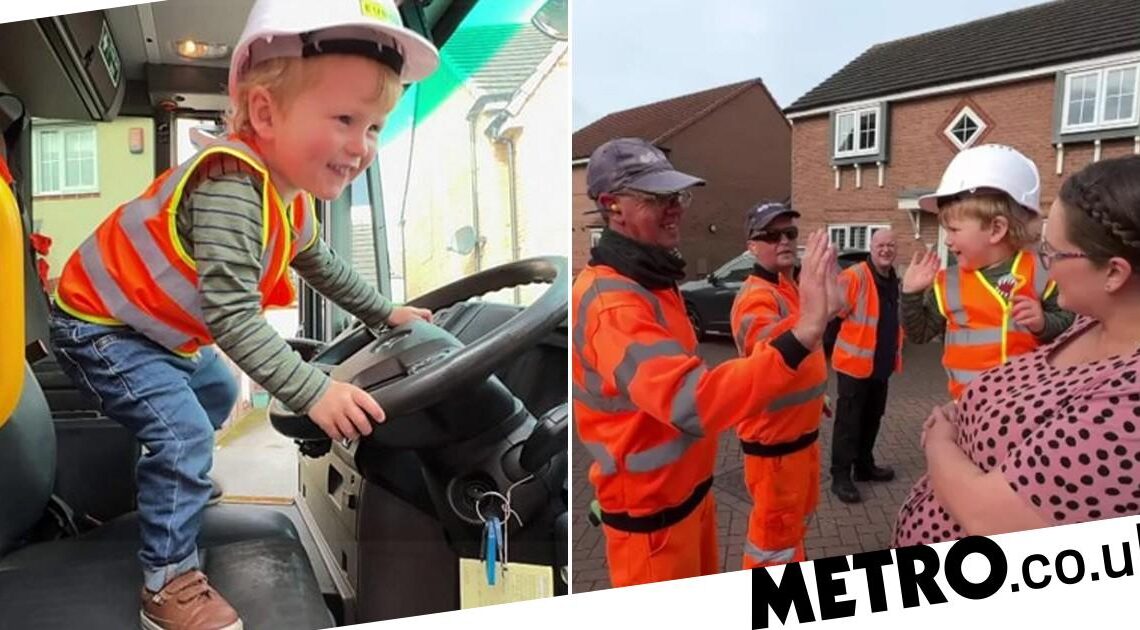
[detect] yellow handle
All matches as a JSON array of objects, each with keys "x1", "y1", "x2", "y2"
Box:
[{"x1": 0, "y1": 175, "x2": 24, "y2": 426}]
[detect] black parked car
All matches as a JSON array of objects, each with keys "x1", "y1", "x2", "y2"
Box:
[{"x1": 681, "y1": 250, "x2": 870, "y2": 348}]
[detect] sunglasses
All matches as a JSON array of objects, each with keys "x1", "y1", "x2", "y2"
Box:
[
  {"x1": 616, "y1": 189, "x2": 693, "y2": 209},
  {"x1": 750, "y1": 226, "x2": 799, "y2": 243}
]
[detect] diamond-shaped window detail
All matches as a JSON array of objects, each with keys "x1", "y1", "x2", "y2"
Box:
[{"x1": 944, "y1": 106, "x2": 987, "y2": 150}]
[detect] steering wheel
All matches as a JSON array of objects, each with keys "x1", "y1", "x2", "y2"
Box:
[{"x1": 269, "y1": 256, "x2": 567, "y2": 448}]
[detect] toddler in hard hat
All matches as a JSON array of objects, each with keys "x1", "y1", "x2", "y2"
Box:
[
  {"x1": 901, "y1": 144, "x2": 1074, "y2": 399},
  {"x1": 47, "y1": 1, "x2": 439, "y2": 628}
]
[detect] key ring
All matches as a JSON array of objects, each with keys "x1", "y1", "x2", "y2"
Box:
[{"x1": 474, "y1": 491, "x2": 509, "y2": 523}]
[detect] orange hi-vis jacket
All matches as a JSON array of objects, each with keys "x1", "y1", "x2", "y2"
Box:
[
  {"x1": 731, "y1": 271, "x2": 828, "y2": 446},
  {"x1": 729, "y1": 268, "x2": 827, "y2": 568},
  {"x1": 54, "y1": 136, "x2": 317, "y2": 356},
  {"x1": 933, "y1": 249, "x2": 1054, "y2": 399},
  {"x1": 572, "y1": 263, "x2": 811, "y2": 523},
  {"x1": 833, "y1": 261, "x2": 903, "y2": 379}
]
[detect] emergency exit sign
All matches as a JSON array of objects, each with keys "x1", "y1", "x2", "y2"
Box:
[{"x1": 99, "y1": 20, "x2": 121, "y2": 88}]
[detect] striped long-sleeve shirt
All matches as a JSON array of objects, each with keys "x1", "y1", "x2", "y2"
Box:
[{"x1": 176, "y1": 156, "x2": 393, "y2": 413}]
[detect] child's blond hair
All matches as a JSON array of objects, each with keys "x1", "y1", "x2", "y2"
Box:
[
  {"x1": 938, "y1": 192, "x2": 1040, "y2": 250},
  {"x1": 226, "y1": 55, "x2": 403, "y2": 137}
]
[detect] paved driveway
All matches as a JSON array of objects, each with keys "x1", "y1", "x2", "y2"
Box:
[{"x1": 572, "y1": 337, "x2": 949, "y2": 592}]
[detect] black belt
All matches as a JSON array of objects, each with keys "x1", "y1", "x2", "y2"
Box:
[
  {"x1": 740, "y1": 430, "x2": 819, "y2": 457},
  {"x1": 599, "y1": 476, "x2": 713, "y2": 534}
]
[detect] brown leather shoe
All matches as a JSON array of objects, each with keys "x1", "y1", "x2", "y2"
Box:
[{"x1": 140, "y1": 570, "x2": 242, "y2": 630}]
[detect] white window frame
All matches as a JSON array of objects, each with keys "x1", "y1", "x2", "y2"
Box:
[
  {"x1": 1060, "y1": 62, "x2": 1140, "y2": 134},
  {"x1": 943, "y1": 105, "x2": 987, "y2": 150},
  {"x1": 32, "y1": 125, "x2": 100, "y2": 196},
  {"x1": 834, "y1": 105, "x2": 881, "y2": 158},
  {"x1": 828, "y1": 223, "x2": 891, "y2": 251}
]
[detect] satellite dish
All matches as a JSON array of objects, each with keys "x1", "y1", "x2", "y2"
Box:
[{"x1": 448, "y1": 226, "x2": 478, "y2": 256}]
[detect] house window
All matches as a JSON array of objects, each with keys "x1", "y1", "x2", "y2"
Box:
[
  {"x1": 1062, "y1": 63, "x2": 1139, "y2": 133},
  {"x1": 33, "y1": 125, "x2": 98, "y2": 195},
  {"x1": 834, "y1": 106, "x2": 880, "y2": 157},
  {"x1": 589, "y1": 227, "x2": 603, "y2": 247},
  {"x1": 828, "y1": 224, "x2": 891, "y2": 251},
  {"x1": 944, "y1": 106, "x2": 987, "y2": 150}
]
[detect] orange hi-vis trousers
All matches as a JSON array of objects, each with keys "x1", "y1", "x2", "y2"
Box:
[
  {"x1": 603, "y1": 493, "x2": 718, "y2": 587},
  {"x1": 741, "y1": 441, "x2": 820, "y2": 569}
]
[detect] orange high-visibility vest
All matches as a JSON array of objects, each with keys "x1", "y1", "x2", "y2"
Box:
[
  {"x1": 54, "y1": 136, "x2": 318, "y2": 355},
  {"x1": 730, "y1": 270, "x2": 826, "y2": 569},
  {"x1": 933, "y1": 249, "x2": 1054, "y2": 399},
  {"x1": 832, "y1": 261, "x2": 903, "y2": 379},
  {"x1": 572, "y1": 264, "x2": 806, "y2": 521}
]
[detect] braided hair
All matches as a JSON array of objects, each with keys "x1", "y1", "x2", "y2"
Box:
[{"x1": 1059, "y1": 155, "x2": 1140, "y2": 269}]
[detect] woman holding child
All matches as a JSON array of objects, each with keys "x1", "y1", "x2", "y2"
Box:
[{"x1": 894, "y1": 154, "x2": 1140, "y2": 545}]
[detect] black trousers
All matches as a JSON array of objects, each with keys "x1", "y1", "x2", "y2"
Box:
[{"x1": 829, "y1": 372, "x2": 890, "y2": 478}]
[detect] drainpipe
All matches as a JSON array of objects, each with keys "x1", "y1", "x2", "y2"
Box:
[
  {"x1": 466, "y1": 94, "x2": 511, "y2": 272},
  {"x1": 487, "y1": 120, "x2": 521, "y2": 304},
  {"x1": 485, "y1": 43, "x2": 564, "y2": 305}
]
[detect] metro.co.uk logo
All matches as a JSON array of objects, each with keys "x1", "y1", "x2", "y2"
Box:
[{"x1": 752, "y1": 522, "x2": 1140, "y2": 628}]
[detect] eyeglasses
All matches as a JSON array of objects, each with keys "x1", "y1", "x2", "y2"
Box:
[
  {"x1": 1037, "y1": 239, "x2": 1088, "y2": 270},
  {"x1": 750, "y1": 226, "x2": 799, "y2": 243},
  {"x1": 616, "y1": 189, "x2": 693, "y2": 209}
]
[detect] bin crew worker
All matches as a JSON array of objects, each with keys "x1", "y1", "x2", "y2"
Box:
[
  {"x1": 572, "y1": 137, "x2": 838, "y2": 587},
  {"x1": 829, "y1": 228, "x2": 904, "y2": 504},
  {"x1": 730, "y1": 202, "x2": 830, "y2": 568}
]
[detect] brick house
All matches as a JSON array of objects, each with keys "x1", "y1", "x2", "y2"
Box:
[
  {"x1": 572, "y1": 79, "x2": 791, "y2": 277},
  {"x1": 785, "y1": 0, "x2": 1140, "y2": 267}
]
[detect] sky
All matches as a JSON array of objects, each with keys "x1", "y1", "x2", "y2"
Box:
[{"x1": 572, "y1": 0, "x2": 1046, "y2": 130}]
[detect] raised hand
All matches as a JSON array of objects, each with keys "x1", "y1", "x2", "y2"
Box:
[
  {"x1": 793, "y1": 229, "x2": 836, "y2": 349},
  {"x1": 902, "y1": 248, "x2": 941, "y2": 294}
]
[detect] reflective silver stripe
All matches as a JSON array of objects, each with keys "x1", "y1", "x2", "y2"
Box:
[
  {"x1": 735, "y1": 314, "x2": 755, "y2": 354},
  {"x1": 1030, "y1": 251, "x2": 1050, "y2": 296},
  {"x1": 768, "y1": 380, "x2": 827, "y2": 414},
  {"x1": 942, "y1": 267, "x2": 965, "y2": 327},
  {"x1": 78, "y1": 137, "x2": 278, "y2": 350},
  {"x1": 580, "y1": 441, "x2": 617, "y2": 475},
  {"x1": 625, "y1": 433, "x2": 699, "y2": 473},
  {"x1": 572, "y1": 277, "x2": 665, "y2": 359},
  {"x1": 613, "y1": 340, "x2": 703, "y2": 437},
  {"x1": 295, "y1": 195, "x2": 317, "y2": 251},
  {"x1": 113, "y1": 162, "x2": 205, "y2": 322},
  {"x1": 754, "y1": 321, "x2": 780, "y2": 343},
  {"x1": 775, "y1": 293, "x2": 789, "y2": 318},
  {"x1": 77, "y1": 239, "x2": 193, "y2": 350},
  {"x1": 613, "y1": 340, "x2": 687, "y2": 391},
  {"x1": 573, "y1": 382, "x2": 637, "y2": 413},
  {"x1": 945, "y1": 327, "x2": 1003, "y2": 346},
  {"x1": 735, "y1": 280, "x2": 789, "y2": 354},
  {"x1": 834, "y1": 337, "x2": 873, "y2": 358},
  {"x1": 946, "y1": 367, "x2": 982, "y2": 384},
  {"x1": 745, "y1": 541, "x2": 796, "y2": 565},
  {"x1": 669, "y1": 366, "x2": 705, "y2": 437}
]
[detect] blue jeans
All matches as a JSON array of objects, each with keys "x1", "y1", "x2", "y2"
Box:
[{"x1": 49, "y1": 309, "x2": 238, "y2": 592}]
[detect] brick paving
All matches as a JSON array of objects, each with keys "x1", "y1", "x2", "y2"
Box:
[{"x1": 572, "y1": 337, "x2": 949, "y2": 593}]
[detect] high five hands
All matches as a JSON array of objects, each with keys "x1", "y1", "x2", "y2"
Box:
[{"x1": 794, "y1": 229, "x2": 841, "y2": 349}]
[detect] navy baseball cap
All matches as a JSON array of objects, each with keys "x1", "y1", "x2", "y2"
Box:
[
  {"x1": 586, "y1": 138, "x2": 706, "y2": 201},
  {"x1": 745, "y1": 202, "x2": 800, "y2": 236}
]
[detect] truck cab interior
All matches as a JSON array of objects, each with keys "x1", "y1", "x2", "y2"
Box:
[{"x1": 0, "y1": 1, "x2": 569, "y2": 627}]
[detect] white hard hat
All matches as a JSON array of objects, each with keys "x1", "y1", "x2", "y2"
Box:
[
  {"x1": 918, "y1": 144, "x2": 1042, "y2": 216},
  {"x1": 229, "y1": 0, "x2": 440, "y2": 97}
]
